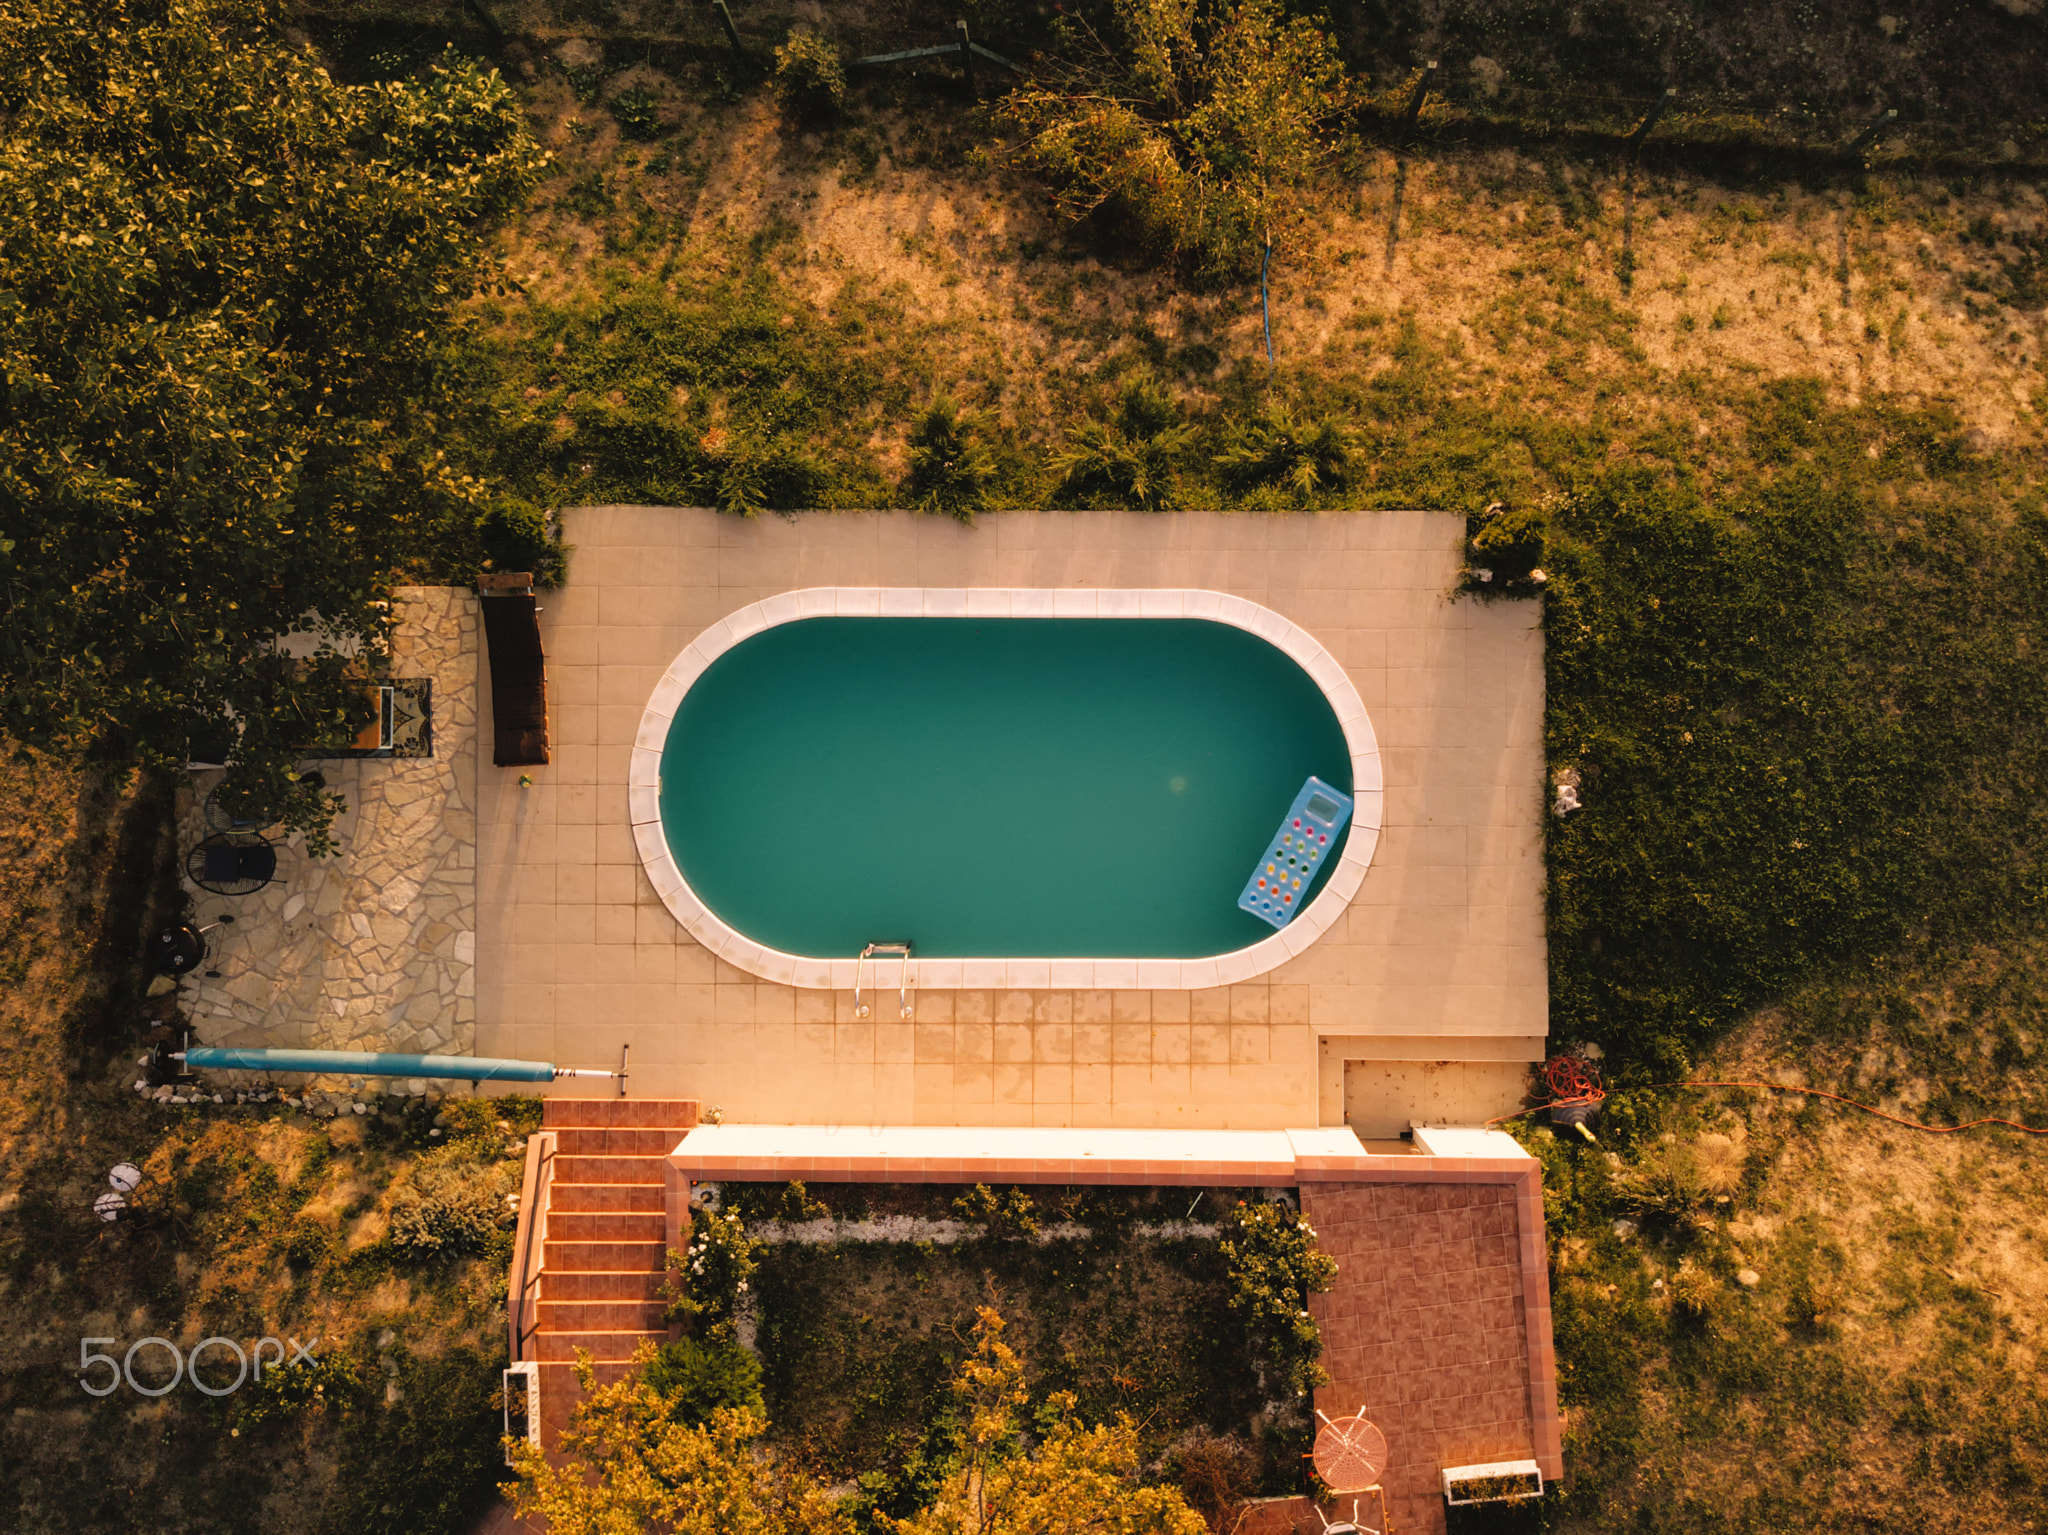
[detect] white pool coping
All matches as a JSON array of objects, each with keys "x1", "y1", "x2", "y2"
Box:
[{"x1": 627, "y1": 588, "x2": 1383, "y2": 991}]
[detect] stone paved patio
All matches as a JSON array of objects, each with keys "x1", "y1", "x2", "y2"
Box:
[
  {"x1": 175, "y1": 587, "x2": 479, "y2": 1088},
  {"x1": 472, "y1": 507, "x2": 1548, "y2": 1129}
]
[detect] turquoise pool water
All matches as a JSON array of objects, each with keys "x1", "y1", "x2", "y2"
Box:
[{"x1": 658, "y1": 618, "x2": 1352, "y2": 959}]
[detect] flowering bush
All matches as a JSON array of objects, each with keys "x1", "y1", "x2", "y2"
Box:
[
  {"x1": 1218, "y1": 1199, "x2": 1337, "y2": 1396},
  {"x1": 665, "y1": 1209, "x2": 759, "y2": 1338}
]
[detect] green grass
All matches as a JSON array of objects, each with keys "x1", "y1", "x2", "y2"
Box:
[{"x1": 460, "y1": 264, "x2": 916, "y2": 511}]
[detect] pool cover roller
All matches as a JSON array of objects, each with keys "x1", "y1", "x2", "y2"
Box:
[{"x1": 178, "y1": 1047, "x2": 619, "y2": 1084}]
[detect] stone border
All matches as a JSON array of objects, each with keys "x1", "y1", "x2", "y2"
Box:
[{"x1": 627, "y1": 588, "x2": 1382, "y2": 991}]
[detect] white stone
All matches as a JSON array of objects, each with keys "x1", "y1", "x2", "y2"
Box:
[{"x1": 1737, "y1": 1268, "x2": 1761, "y2": 1288}]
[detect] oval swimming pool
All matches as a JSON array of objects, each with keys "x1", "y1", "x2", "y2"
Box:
[{"x1": 629, "y1": 590, "x2": 1381, "y2": 990}]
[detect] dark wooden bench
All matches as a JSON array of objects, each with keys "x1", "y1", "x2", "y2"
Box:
[{"x1": 479, "y1": 572, "x2": 549, "y2": 767}]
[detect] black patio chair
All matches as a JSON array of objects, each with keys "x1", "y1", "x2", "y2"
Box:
[{"x1": 186, "y1": 834, "x2": 282, "y2": 897}]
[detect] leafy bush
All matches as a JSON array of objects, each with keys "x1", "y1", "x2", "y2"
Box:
[
  {"x1": 643, "y1": 1336, "x2": 766, "y2": 1425},
  {"x1": 428, "y1": 496, "x2": 571, "y2": 588},
  {"x1": 667, "y1": 1209, "x2": 759, "y2": 1337},
  {"x1": 366, "y1": 48, "x2": 551, "y2": 222},
  {"x1": 905, "y1": 398, "x2": 999, "y2": 519},
  {"x1": 712, "y1": 438, "x2": 831, "y2": 513},
  {"x1": 1466, "y1": 501, "x2": 1549, "y2": 588},
  {"x1": 1218, "y1": 1199, "x2": 1337, "y2": 1396},
  {"x1": 232, "y1": 1350, "x2": 367, "y2": 1433},
  {"x1": 1667, "y1": 1260, "x2": 1719, "y2": 1321},
  {"x1": 387, "y1": 1152, "x2": 517, "y2": 1260},
  {"x1": 438, "y1": 1093, "x2": 544, "y2": 1145},
  {"x1": 285, "y1": 1211, "x2": 339, "y2": 1270},
  {"x1": 1051, "y1": 379, "x2": 1195, "y2": 509},
  {"x1": 953, "y1": 1182, "x2": 1041, "y2": 1241},
  {"x1": 1003, "y1": 0, "x2": 1351, "y2": 276},
  {"x1": 609, "y1": 83, "x2": 662, "y2": 140},
  {"x1": 1214, "y1": 407, "x2": 1355, "y2": 500},
  {"x1": 773, "y1": 29, "x2": 847, "y2": 123},
  {"x1": 774, "y1": 1179, "x2": 830, "y2": 1221},
  {"x1": 1612, "y1": 1132, "x2": 1746, "y2": 1226},
  {"x1": 332, "y1": 1345, "x2": 508, "y2": 1535}
]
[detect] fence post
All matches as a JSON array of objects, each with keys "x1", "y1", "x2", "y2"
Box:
[
  {"x1": 1843, "y1": 107, "x2": 1898, "y2": 161},
  {"x1": 1627, "y1": 87, "x2": 1676, "y2": 158},
  {"x1": 957, "y1": 18, "x2": 976, "y2": 98},
  {"x1": 1398, "y1": 60, "x2": 1437, "y2": 147},
  {"x1": 713, "y1": 0, "x2": 746, "y2": 63}
]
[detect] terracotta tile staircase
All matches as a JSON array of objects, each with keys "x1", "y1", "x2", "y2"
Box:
[{"x1": 510, "y1": 1099, "x2": 698, "y2": 1444}]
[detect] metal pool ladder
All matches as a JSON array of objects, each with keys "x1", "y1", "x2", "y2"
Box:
[{"x1": 854, "y1": 941, "x2": 914, "y2": 1020}]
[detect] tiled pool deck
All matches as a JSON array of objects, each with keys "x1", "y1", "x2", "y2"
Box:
[{"x1": 474, "y1": 507, "x2": 1547, "y2": 1129}]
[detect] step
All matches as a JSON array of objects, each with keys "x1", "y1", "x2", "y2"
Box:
[
  {"x1": 548, "y1": 1210, "x2": 664, "y2": 1243},
  {"x1": 538, "y1": 1359, "x2": 639, "y2": 1431},
  {"x1": 544, "y1": 1238, "x2": 665, "y2": 1273},
  {"x1": 540, "y1": 1298, "x2": 667, "y2": 1332},
  {"x1": 554, "y1": 1154, "x2": 669, "y2": 1186},
  {"x1": 550, "y1": 1182, "x2": 663, "y2": 1215},
  {"x1": 543, "y1": 1098, "x2": 700, "y2": 1130},
  {"x1": 554, "y1": 1126, "x2": 683, "y2": 1157},
  {"x1": 543, "y1": 1269, "x2": 666, "y2": 1303},
  {"x1": 534, "y1": 1359, "x2": 643, "y2": 1391},
  {"x1": 537, "y1": 1330, "x2": 666, "y2": 1363}
]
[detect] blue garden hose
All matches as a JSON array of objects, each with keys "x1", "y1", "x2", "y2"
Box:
[{"x1": 1260, "y1": 240, "x2": 1275, "y2": 371}]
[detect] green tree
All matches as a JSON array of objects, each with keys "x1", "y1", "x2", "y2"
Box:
[
  {"x1": 891, "y1": 1309, "x2": 1208, "y2": 1535},
  {"x1": 0, "y1": 0, "x2": 546, "y2": 847},
  {"x1": 1002, "y1": 0, "x2": 1350, "y2": 276},
  {"x1": 504, "y1": 1345, "x2": 851, "y2": 1535}
]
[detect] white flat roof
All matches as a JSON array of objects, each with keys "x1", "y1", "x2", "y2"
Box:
[{"x1": 666, "y1": 1123, "x2": 1529, "y2": 1184}]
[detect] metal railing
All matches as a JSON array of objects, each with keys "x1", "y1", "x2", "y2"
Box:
[
  {"x1": 853, "y1": 941, "x2": 914, "y2": 1021},
  {"x1": 506, "y1": 1129, "x2": 559, "y2": 1365}
]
